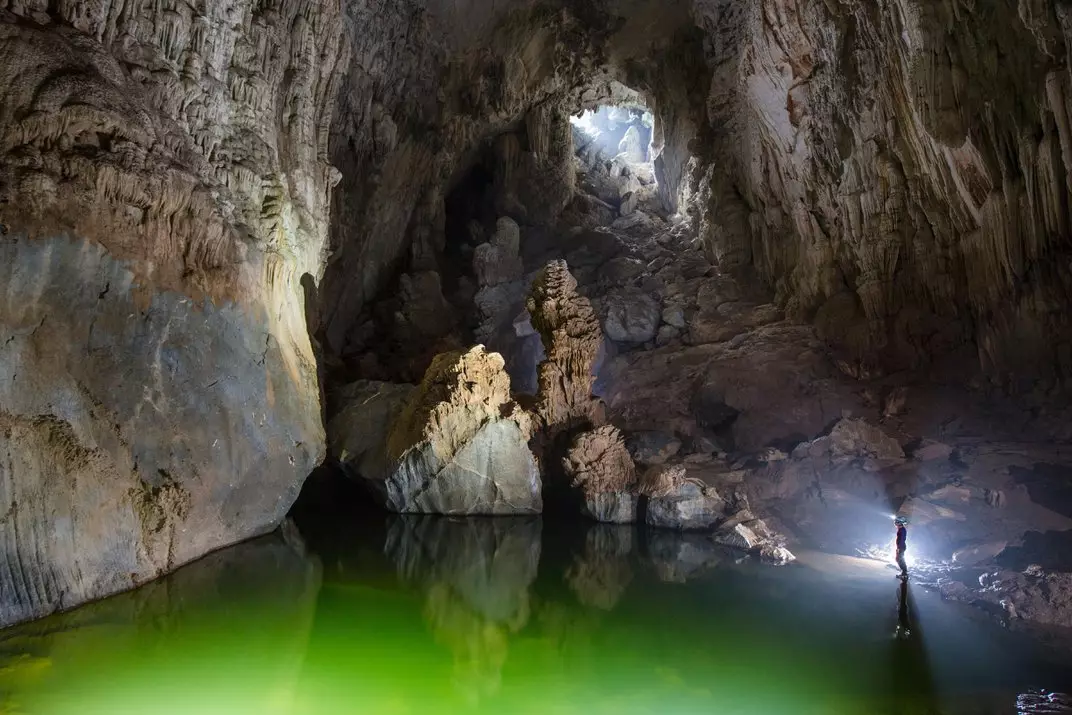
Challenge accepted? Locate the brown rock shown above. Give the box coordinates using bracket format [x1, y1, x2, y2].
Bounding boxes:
[564, 425, 635, 494]
[527, 260, 604, 434]
[828, 419, 905, 469]
[368, 346, 540, 515]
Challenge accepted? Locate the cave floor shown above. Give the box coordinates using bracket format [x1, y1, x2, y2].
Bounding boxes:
[1, 513, 1071, 715]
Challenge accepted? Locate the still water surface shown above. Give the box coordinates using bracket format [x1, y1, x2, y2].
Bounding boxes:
[1, 515, 1070, 714]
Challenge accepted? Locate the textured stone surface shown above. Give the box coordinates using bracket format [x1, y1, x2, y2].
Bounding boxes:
[643, 465, 728, 531]
[692, 0, 1072, 383]
[603, 288, 661, 344]
[369, 347, 541, 515]
[563, 426, 636, 494]
[527, 260, 605, 434]
[0, 0, 346, 626]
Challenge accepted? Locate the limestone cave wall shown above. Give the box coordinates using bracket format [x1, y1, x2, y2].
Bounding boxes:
[694, 0, 1072, 388]
[0, 1, 347, 625]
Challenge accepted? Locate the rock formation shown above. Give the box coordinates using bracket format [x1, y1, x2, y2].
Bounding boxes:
[9, 0, 1072, 631]
[368, 346, 541, 515]
[0, 0, 347, 626]
[526, 260, 605, 435]
[563, 425, 638, 524]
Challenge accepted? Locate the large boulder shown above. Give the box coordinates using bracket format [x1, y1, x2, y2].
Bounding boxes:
[603, 288, 661, 344]
[643, 465, 728, 531]
[363, 347, 541, 515]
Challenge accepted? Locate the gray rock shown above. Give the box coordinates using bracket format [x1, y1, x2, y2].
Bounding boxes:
[646, 480, 727, 531]
[661, 305, 687, 328]
[581, 491, 638, 524]
[374, 419, 541, 515]
[603, 288, 660, 344]
[626, 431, 682, 466]
[0, 235, 325, 628]
[656, 325, 680, 346]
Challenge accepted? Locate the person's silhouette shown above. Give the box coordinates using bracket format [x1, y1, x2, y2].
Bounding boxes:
[894, 517, 908, 580]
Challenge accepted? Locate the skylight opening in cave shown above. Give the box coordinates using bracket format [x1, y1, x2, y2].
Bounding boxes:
[570, 104, 655, 167]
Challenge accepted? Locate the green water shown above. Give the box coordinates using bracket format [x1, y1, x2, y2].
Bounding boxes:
[1, 515, 1070, 715]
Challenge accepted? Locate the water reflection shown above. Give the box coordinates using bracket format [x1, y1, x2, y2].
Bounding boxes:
[644, 530, 725, 583]
[566, 525, 634, 609]
[386, 517, 540, 704]
[0, 514, 1071, 714]
[0, 525, 321, 714]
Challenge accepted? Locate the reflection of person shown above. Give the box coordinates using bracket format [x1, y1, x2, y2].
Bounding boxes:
[895, 578, 911, 638]
[894, 517, 908, 580]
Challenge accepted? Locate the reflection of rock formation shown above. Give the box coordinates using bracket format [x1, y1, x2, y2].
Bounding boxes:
[566, 525, 635, 610]
[0, 524, 321, 713]
[645, 530, 725, 584]
[386, 516, 541, 704]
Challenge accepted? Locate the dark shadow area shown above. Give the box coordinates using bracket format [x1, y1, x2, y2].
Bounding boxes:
[998, 530, 1072, 573]
[1011, 464, 1072, 520]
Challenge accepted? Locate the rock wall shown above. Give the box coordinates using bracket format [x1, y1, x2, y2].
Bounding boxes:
[0, 2, 347, 625]
[693, 0, 1072, 385]
[319, 0, 702, 359]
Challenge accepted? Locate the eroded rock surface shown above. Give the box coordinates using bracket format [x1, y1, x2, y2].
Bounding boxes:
[527, 260, 605, 435]
[563, 425, 638, 524]
[0, 0, 347, 626]
[369, 346, 541, 515]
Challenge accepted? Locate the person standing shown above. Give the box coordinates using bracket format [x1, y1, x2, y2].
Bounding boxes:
[894, 516, 908, 580]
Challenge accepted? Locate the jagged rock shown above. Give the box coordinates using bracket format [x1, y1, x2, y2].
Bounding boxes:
[643, 465, 727, 531]
[527, 261, 605, 434]
[603, 288, 661, 344]
[366, 347, 540, 515]
[564, 425, 638, 524]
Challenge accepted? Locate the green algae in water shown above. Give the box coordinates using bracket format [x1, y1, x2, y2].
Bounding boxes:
[1, 518, 1070, 715]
